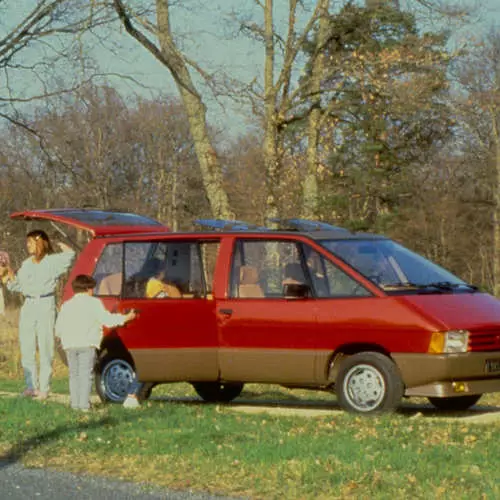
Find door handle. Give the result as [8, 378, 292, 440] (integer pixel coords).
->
[219, 308, 233, 316]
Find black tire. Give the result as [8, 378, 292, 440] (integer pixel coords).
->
[95, 353, 137, 404]
[192, 382, 244, 402]
[336, 352, 404, 414]
[428, 395, 481, 411]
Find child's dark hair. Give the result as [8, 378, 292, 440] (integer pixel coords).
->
[72, 274, 97, 293]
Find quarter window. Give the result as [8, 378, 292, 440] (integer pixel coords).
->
[93, 243, 123, 297]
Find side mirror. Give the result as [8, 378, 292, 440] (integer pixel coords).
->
[283, 283, 311, 299]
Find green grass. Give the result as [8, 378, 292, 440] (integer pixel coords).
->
[0, 377, 70, 395]
[1, 384, 500, 499]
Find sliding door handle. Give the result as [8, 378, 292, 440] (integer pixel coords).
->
[219, 308, 233, 316]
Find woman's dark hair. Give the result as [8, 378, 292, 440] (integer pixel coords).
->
[26, 229, 54, 257]
[72, 274, 97, 293]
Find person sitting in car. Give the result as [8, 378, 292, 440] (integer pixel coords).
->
[145, 268, 182, 299]
[282, 262, 306, 286]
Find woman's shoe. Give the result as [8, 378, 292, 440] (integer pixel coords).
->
[34, 391, 48, 401]
[21, 388, 36, 397]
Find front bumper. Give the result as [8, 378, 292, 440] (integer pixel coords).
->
[392, 352, 500, 397]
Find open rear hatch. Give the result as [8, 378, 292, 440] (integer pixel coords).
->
[10, 209, 169, 240]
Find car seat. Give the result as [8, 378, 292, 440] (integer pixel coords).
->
[96, 272, 123, 296]
[238, 265, 264, 298]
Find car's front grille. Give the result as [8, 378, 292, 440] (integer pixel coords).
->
[468, 327, 500, 352]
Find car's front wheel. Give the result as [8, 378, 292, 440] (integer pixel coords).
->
[336, 352, 404, 414]
[96, 354, 136, 403]
[428, 395, 481, 411]
[192, 382, 244, 402]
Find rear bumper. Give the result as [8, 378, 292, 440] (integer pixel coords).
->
[392, 352, 500, 397]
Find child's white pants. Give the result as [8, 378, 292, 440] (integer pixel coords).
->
[66, 348, 96, 410]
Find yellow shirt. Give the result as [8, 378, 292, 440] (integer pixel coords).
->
[145, 278, 182, 298]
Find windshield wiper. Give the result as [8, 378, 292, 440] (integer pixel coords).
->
[425, 282, 478, 292]
[380, 282, 421, 289]
[380, 281, 478, 293]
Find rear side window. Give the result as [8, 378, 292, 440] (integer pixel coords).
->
[122, 241, 206, 299]
[230, 240, 305, 298]
[93, 244, 123, 297]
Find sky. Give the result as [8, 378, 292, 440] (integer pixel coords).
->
[91, 0, 500, 138]
[2, 0, 500, 140]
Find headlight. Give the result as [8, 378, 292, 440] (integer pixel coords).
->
[428, 330, 469, 354]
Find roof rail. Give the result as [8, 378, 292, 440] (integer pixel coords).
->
[193, 219, 268, 231]
[269, 218, 348, 232]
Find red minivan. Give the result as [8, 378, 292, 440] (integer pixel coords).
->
[11, 209, 500, 413]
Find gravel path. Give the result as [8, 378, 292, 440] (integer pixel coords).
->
[0, 461, 235, 500]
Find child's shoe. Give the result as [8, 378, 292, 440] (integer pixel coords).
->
[123, 395, 140, 409]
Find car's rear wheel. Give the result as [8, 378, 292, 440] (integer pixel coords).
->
[336, 352, 404, 414]
[428, 395, 481, 411]
[192, 382, 244, 402]
[96, 353, 136, 404]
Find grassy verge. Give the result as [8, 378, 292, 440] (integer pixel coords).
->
[2, 313, 500, 498]
[1, 391, 500, 499]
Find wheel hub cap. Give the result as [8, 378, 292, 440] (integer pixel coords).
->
[343, 364, 385, 412]
[102, 360, 135, 402]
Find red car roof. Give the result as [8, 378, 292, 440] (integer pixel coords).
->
[10, 209, 170, 237]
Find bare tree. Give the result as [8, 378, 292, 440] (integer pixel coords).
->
[452, 30, 500, 294]
[111, 0, 232, 219]
[0, 1, 110, 124]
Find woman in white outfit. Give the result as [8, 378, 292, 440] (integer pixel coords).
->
[0, 230, 75, 400]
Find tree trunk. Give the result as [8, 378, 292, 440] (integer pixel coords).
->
[263, 0, 280, 222]
[302, 0, 329, 218]
[155, 1, 232, 219]
[493, 132, 500, 296]
[114, 0, 232, 220]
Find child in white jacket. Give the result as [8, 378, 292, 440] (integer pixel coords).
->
[55, 274, 136, 411]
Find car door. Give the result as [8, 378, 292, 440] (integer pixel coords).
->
[216, 237, 320, 385]
[102, 238, 220, 383]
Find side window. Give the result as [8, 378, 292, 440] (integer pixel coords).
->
[303, 246, 371, 298]
[199, 242, 220, 298]
[230, 240, 305, 298]
[93, 244, 123, 297]
[123, 241, 204, 299]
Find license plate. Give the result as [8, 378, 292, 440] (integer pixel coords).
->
[485, 359, 500, 373]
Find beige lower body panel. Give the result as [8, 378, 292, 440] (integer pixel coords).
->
[131, 347, 332, 385]
[393, 352, 500, 397]
[218, 348, 331, 385]
[130, 348, 218, 382]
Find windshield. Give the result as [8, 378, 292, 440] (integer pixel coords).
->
[320, 239, 469, 293]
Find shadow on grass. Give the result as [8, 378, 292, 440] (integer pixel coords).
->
[0, 413, 140, 469]
[148, 393, 500, 419]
